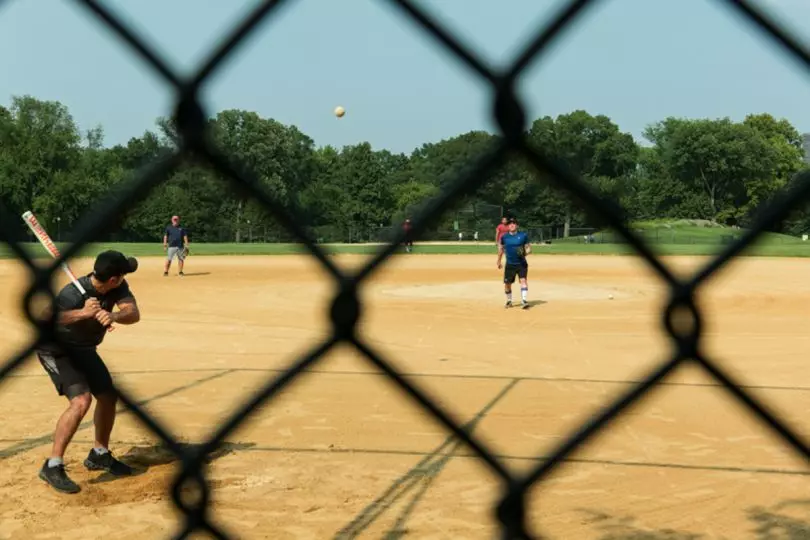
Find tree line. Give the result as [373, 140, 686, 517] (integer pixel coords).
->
[1, 94, 808, 244]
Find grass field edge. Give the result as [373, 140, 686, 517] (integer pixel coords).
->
[3, 241, 810, 260]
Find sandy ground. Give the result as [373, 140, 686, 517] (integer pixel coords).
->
[0, 252, 808, 539]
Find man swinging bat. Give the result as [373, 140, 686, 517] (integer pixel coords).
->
[35, 250, 140, 494]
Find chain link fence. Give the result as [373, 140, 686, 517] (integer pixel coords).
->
[2, 0, 810, 538]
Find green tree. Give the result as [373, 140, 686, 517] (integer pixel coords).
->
[742, 113, 805, 220]
[328, 142, 397, 241]
[395, 131, 501, 235]
[528, 110, 639, 236]
[5, 92, 808, 244]
[208, 110, 317, 242]
[644, 117, 786, 224]
[0, 96, 82, 231]
[407, 131, 499, 189]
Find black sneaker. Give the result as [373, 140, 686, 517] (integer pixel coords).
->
[39, 460, 81, 494]
[163, 272, 168, 277]
[84, 450, 134, 477]
[179, 271, 184, 276]
[522, 301, 530, 310]
[505, 300, 512, 309]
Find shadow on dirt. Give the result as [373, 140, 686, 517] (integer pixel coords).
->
[747, 500, 810, 539]
[570, 501, 810, 539]
[573, 509, 704, 539]
[88, 441, 255, 484]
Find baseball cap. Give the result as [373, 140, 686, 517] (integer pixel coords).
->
[94, 250, 138, 281]
[507, 217, 518, 224]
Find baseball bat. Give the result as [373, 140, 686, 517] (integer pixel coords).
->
[21, 211, 113, 331]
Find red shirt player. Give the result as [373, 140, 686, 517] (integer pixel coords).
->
[495, 216, 509, 247]
[403, 219, 413, 252]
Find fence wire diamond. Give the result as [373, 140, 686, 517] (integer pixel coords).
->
[2, 0, 810, 538]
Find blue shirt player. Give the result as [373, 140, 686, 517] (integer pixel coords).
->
[497, 217, 531, 309]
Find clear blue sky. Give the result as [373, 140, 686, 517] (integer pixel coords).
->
[2, 0, 809, 154]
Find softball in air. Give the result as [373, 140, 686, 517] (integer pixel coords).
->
[334, 106, 345, 118]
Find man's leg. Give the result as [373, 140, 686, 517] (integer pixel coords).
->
[164, 249, 173, 276]
[82, 353, 133, 476]
[83, 393, 133, 476]
[36, 348, 92, 493]
[84, 392, 133, 476]
[519, 265, 529, 309]
[51, 391, 92, 458]
[519, 277, 529, 308]
[504, 266, 515, 308]
[39, 388, 91, 494]
[178, 252, 185, 275]
[93, 392, 117, 450]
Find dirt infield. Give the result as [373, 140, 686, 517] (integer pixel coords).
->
[0, 253, 808, 539]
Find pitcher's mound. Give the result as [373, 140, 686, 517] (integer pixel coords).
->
[380, 281, 628, 302]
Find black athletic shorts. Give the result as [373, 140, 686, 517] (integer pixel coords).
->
[504, 262, 528, 284]
[36, 346, 114, 399]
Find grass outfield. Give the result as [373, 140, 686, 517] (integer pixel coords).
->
[2, 238, 810, 260]
[557, 220, 806, 246]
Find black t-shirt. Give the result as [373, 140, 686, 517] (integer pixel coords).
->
[50, 275, 134, 349]
[164, 225, 187, 248]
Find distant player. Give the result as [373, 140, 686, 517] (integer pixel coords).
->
[163, 215, 189, 276]
[35, 250, 140, 493]
[403, 218, 413, 253]
[497, 217, 531, 309]
[495, 216, 509, 247]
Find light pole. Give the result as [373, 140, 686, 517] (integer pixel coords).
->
[247, 220, 252, 243]
[56, 217, 61, 242]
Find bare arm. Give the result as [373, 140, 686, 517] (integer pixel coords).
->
[56, 298, 100, 325]
[57, 309, 94, 325]
[497, 243, 504, 268]
[183, 235, 189, 247]
[163, 234, 168, 249]
[112, 297, 140, 325]
[524, 242, 532, 256]
[94, 297, 140, 328]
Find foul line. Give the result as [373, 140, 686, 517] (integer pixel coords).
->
[6, 366, 810, 393]
[219, 444, 810, 478]
[26, 436, 810, 478]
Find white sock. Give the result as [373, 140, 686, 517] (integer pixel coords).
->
[506, 292, 512, 302]
[521, 287, 528, 302]
[47, 457, 63, 468]
[93, 447, 109, 455]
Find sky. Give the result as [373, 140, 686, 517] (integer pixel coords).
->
[1, 0, 810, 154]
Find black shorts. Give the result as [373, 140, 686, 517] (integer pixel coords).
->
[36, 346, 114, 399]
[504, 263, 528, 284]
